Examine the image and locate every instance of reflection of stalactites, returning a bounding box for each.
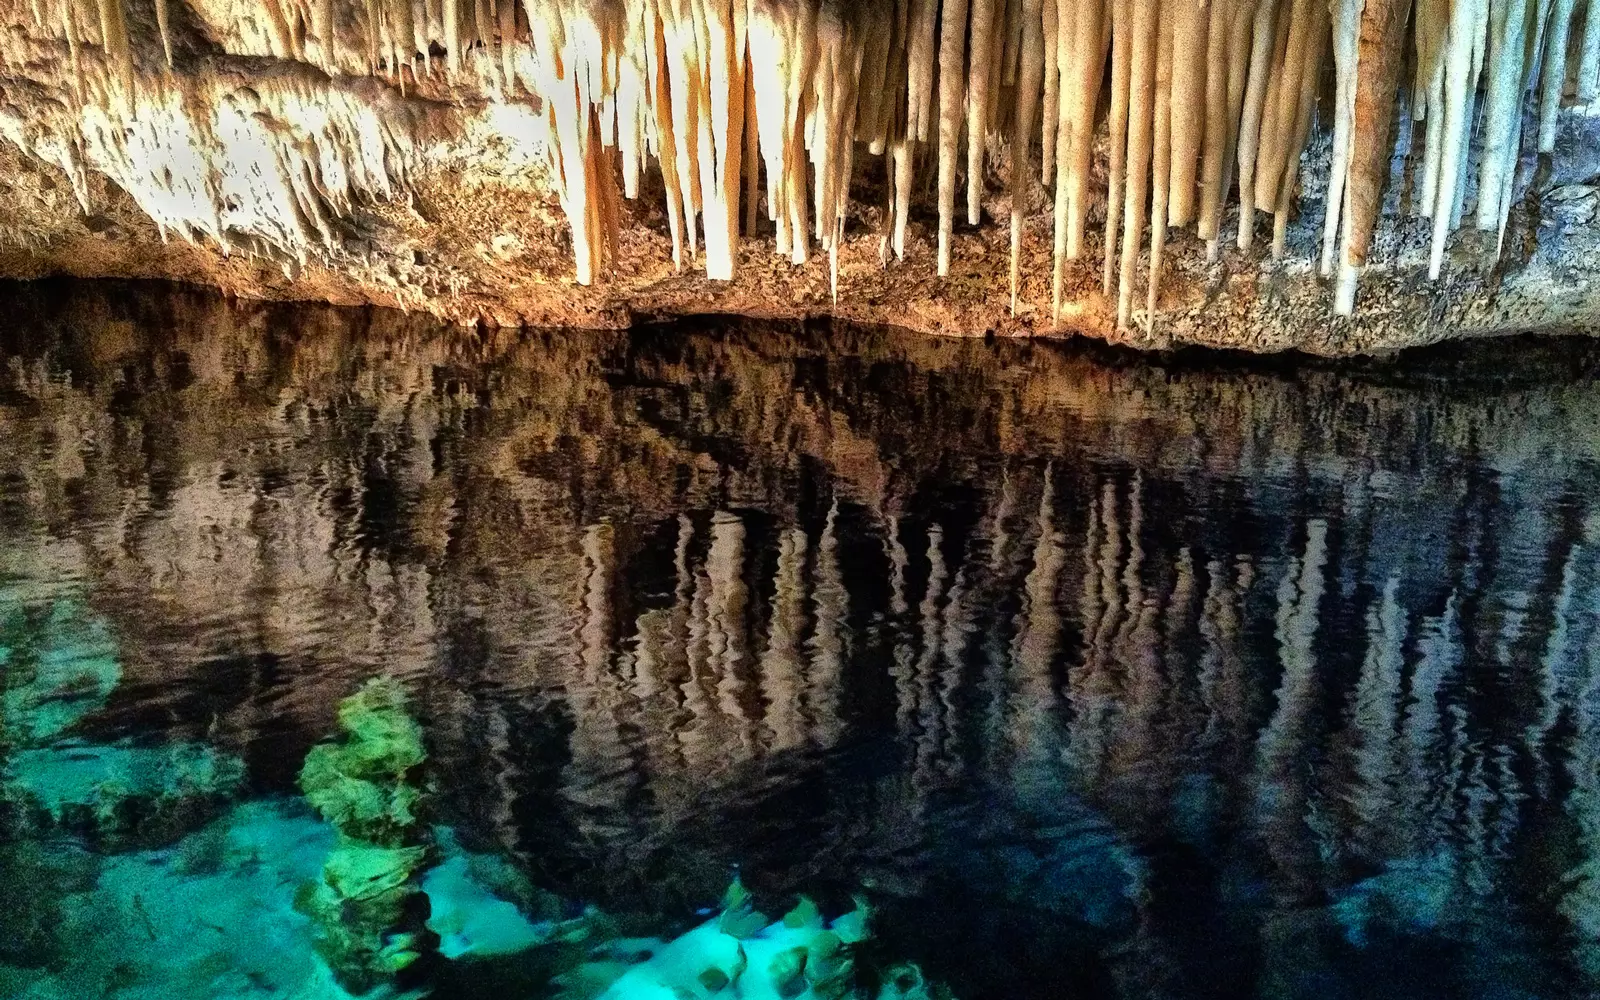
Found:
[889,515,918,735]
[1078,487,1105,650]
[887,514,911,617]
[482,705,522,858]
[928,510,982,785]
[1529,542,1591,797]
[1106,540,1175,822]
[579,523,614,684]
[1198,557,1253,761]
[1010,474,1066,788]
[1158,546,1199,747]
[630,516,696,813]
[934,557,974,782]
[806,499,848,749]
[677,530,719,778]
[1254,518,1329,902]
[1344,573,1407,859]
[1258,519,1328,781]
[1400,592,1462,852]
[1066,478,1126,791]
[561,521,636,834]
[977,470,1034,785]
[1561,604,1600,980]
[1459,747,1498,899]
[706,510,753,752]
[1109,472,1147,661]
[988,467,1019,572]
[760,527,808,754]
[909,523,948,762]
[1090,479,1125,658]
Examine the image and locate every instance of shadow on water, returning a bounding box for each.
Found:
[3,279,1600,999]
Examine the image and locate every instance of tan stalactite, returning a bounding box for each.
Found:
[1101,0,1130,294]
[1235,0,1277,250]
[1166,0,1204,229]
[1010,0,1043,313]
[966,0,996,226]
[96,0,133,91]
[1063,0,1103,263]
[1146,0,1173,331]
[155,0,173,66]
[936,0,968,276]
[1116,0,1158,331]
[1196,0,1235,255]
[1271,0,1325,260]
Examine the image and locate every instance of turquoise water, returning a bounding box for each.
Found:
[3,281,1600,999]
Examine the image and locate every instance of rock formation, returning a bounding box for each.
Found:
[1,0,1598,352]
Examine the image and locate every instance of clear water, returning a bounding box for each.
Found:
[3,281,1600,1000]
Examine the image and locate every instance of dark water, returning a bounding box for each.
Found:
[3,281,1600,1000]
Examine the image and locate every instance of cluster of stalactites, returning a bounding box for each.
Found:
[0,16,415,264]
[521,0,1600,325]
[9,0,1598,322]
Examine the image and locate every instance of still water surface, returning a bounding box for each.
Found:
[3,283,1600,999]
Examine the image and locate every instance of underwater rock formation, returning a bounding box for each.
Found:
[297,677,441,994]
[0,0,1598,352]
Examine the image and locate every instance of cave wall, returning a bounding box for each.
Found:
[0,0,1599,354]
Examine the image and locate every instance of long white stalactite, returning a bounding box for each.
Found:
[1,0,1595,322]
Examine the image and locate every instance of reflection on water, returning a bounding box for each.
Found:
[3,281,1600,998]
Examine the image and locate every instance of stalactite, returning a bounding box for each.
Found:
[1102,0,1131,294]
[1218,0,1257,248]
[1538,0,1578,150]
[1581,0,1600,99]
[155,0,173,66]
[966,0,995,226]
[1336,0,1410,315]
[443,0,461,76]
[1116,0,1158,330]
[936,0,969,276]
[1475,0,1530,236]
[1063,0,1103,264]
[1010,0,1043,313]
[1235,0,1277,249]
[97,0,132,91]
[1271,0,1327,259]
[1039,0,1058,182]
[1430,0,1487,279]
[1166,0,1205,229]
[1145,1,1173,330]
[1196,0,1235,253]
[1415,0,1449,217]
[497,0,515,86]
[1321,0,1362,279]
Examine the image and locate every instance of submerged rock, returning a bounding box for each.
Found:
[0,598,121,746]
[2,738,245,846]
